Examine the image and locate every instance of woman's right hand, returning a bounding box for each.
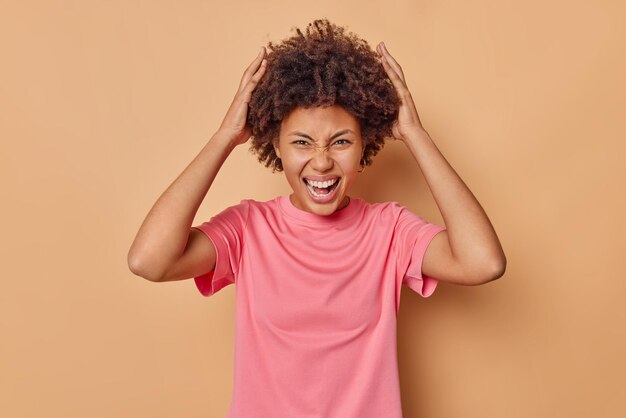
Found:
[216,47,268,147]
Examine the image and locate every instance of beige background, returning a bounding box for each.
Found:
[2,1,624,417]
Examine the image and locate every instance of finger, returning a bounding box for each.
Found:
[250,58,268,85]
[378,43,405,80]
[238,47,266,92]
[238,47,266,90]
[377,42,406,83]
[380,54,407,95]
[240,58,267,103]
[225,57,267,125]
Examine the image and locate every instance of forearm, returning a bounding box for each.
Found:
[127,131,236,280]
[403,129,506,271]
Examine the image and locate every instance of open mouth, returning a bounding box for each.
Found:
[302,177,341,200]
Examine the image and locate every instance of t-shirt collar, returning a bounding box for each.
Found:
[278,194,360,225]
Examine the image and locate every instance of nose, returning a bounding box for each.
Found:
[309,145,334,171]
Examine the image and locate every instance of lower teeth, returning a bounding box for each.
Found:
[306,181,338,198]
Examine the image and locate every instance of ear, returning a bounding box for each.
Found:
[273,138,281,159]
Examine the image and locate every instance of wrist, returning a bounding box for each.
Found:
[403,128,431,144]
[210,131,239,151]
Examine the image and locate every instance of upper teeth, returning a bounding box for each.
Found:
[306,178,338,188]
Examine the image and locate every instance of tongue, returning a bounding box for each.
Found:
[313,185,330,195]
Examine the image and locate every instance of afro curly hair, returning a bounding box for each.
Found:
[246,18,400,173]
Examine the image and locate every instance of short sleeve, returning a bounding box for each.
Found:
[190,200,250,297]
[392,204,446,298]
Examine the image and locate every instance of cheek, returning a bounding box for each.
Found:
[281,156,306,181]
[282,153,308,169]
[338,153,361,169]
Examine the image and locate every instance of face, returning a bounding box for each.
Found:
[274,104,364,216]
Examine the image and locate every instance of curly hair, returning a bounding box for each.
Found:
[246,18,400,173]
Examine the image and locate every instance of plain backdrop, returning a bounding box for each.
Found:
[1,1,624,417]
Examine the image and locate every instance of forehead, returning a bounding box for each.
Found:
[280,105,361,135]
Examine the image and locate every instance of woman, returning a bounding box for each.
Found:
[128,18,506,418]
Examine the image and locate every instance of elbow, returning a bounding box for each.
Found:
[484,257,507,284]
[127,253,162,282]
[473,256,507,285]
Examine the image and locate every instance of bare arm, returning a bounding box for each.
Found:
[127,133,235,281]
[127,46,268,282]
[376,42,506,285]
[403,130,506,285]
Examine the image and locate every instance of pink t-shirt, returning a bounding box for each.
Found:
[191,194,446,418]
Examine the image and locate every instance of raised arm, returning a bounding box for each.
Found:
[127,134,235,281]
[127,47,268,282]
[377,41,506,285]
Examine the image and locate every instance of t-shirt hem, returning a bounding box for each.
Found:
[191,225,235,297]
[404,224,447,297]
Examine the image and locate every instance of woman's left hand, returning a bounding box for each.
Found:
[376,42,427,142]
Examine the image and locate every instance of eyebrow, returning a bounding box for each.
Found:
[289,129,354,142]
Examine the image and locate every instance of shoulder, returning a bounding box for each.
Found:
[216,198,252,214]
[358,198,405,211]
[242,197,278,211]
[357,198,406,220]
[239,197,283,220]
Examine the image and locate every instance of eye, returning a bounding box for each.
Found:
[291,139,351,147]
